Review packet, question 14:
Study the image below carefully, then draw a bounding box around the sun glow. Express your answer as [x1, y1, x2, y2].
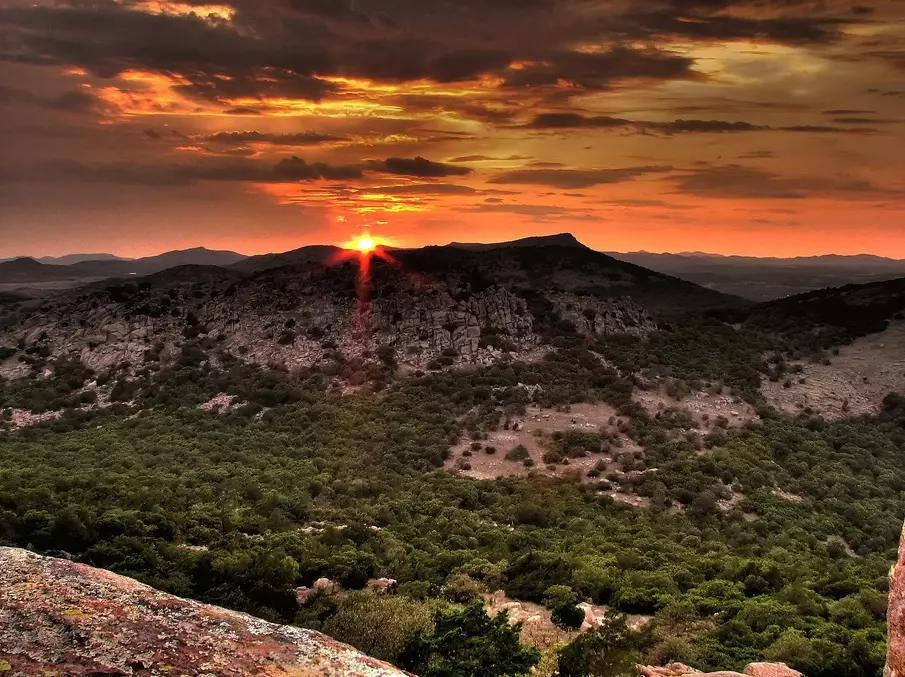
[355, 236, 377, 253]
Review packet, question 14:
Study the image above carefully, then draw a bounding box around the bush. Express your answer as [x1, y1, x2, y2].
[398, 601, 540, 677]
[556, 615, 641, 677]
[505, 444, 530, 462]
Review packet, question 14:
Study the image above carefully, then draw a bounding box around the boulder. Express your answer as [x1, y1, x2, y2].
[0, 547, 412, 676]
[638, 665, 802, 677]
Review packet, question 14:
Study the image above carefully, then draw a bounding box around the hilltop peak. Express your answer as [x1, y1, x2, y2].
[447, 232, 590, 251]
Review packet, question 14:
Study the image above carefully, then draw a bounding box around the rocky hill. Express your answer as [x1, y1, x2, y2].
[731, 276, 905, 350]
[0, 547, 411, 676]
[0, 236, 731, 380]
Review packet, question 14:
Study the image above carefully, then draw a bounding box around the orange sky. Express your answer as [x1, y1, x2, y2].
[1, 0, 904, 258]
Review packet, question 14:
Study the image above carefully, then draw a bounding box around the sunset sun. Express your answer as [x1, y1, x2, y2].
[354, 236, 377, 254]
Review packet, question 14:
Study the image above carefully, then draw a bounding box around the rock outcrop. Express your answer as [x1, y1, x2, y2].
[888, 521, 905, 677]
[639, 664, 802, 677]
[0, 547, 411, 677]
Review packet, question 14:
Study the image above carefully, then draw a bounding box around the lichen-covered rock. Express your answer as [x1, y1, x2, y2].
[888, 521, 905, 677]
[0, 547, 412, 677]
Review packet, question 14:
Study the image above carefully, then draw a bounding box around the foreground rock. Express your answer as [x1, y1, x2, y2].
[888, 521, 905, 677]
[0, 547, 411, 677]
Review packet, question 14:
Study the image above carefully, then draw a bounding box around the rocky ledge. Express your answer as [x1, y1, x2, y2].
[888, 521, 905, 677]
[0, 547, 411, 677]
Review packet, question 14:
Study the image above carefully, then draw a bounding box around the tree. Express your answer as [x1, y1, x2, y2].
[544, 585, 584, 630]
[398, 600, 540, 677]
[556, 614, 641, 677]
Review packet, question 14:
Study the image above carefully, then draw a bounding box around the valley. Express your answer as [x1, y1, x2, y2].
[1, 235, 904, 677]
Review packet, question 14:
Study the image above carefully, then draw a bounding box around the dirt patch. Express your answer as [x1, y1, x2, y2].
[600, 491, 651, 508]
[762, 321, 905, 419]
[773, 488, 804, 502]
[483, 590, 651, 653]
[5, 409, 62, 430]
[198, 393, 245, 413]
[445, 404, 641, 482]
[634, 388, 758, 431]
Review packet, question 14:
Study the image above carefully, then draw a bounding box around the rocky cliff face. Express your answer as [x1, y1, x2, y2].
[0, 259, 656, 380]
[0, 547, 411, 677]
[888, 521, 905, 677]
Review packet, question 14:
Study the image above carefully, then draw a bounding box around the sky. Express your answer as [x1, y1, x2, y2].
[1, 0, 904, 259]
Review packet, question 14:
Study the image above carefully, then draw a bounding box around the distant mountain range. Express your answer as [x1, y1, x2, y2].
[4, 240, 905, 302]
[607, 251, 905, 301]
[0, 248, 248, 287]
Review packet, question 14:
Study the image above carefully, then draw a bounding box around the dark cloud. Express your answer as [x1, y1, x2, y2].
[0, 84, 105, 115]
[5, 156, 363, 186]
[274, 157, 364, 181]
[143, 128, 161, 140]
[622, 3, 859, 45]
[3, 0, 836, 112]
[832, 117, 899, 124]
[823, 109, 875, 115]
[528, 112, 882, 135]
[366, 184, 478, 195]
[778, 124, 880, 134]
[448, 154, 533, 162]
[488, 165, 671, 189]
[199, 131, 347, 146]
[528, 113, 632, 129]
[367, 156, 472, 177]
[501, 47, 694, 90]
[738, 150, 776, 159]
[669, 164, 895, 200]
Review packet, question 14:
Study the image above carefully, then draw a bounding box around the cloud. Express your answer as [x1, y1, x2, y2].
[367, 156, 472, 178]
[0, 85, 106, 115]
[502, 47, 694, 90]
[832, 117, 899, 125]
[6, 156, 363, 186]
[527, 113, 879, 135]
[199, 131, 347, 146]
[460, 203, 574, 216]
[488, 165, 671, 189]
[737, 150, 776, 159]
[365, 184, 478, 196]
[449, 154, 533, 162]
[669, 164, 896, 200]
[823, 109, 875, 115]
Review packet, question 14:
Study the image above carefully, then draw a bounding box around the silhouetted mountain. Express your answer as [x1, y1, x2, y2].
[608, 251, 905, 301]
[230, 245, 341, 273]
[0, 258, 80, 282]
[0, 248, 247, 285]
[38, 254, 129, 266]
[447, 233, 588, 251]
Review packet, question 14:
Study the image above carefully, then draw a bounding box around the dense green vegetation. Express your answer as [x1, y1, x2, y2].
[1, 341, 902, 676]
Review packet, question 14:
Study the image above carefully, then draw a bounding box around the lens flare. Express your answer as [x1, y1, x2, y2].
[355, 236, 377, 253]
